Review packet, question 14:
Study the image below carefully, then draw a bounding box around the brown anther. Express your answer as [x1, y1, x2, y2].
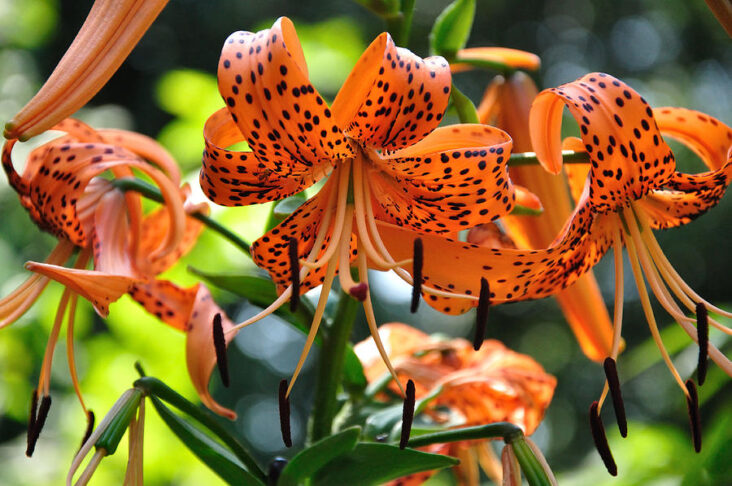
[399, 379, 416, 450]
[26, 389, 38, 455]
[685, 379, 702, 453]
[473, 278, 491, 351]
[603, 357, 627, 437]
[26, 394, 52, 457]
[349, 282, 369, 301]
[589, 401, 617, 476]
[288, 237, 300, 312]
[278, 379, 292, 448]
[213, 313, 230, 387]
[80, 410, 96, 450]
[695, 303, 708, 386]
[410, 238, 423, 313]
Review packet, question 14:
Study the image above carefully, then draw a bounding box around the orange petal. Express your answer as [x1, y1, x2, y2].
[91, 190, 138, 277]
[530, 73, 676, 213]
[25, 262, 137, 317]
[217, 17, 351, 182]
[98, 128, 181, 185]
[653, 107, 732, 171]
[560, 136, 591, 204]
[4, 0, 169, 141]
[372, 124, 515, 233]
[332, 33, 451, 151]
[450, 47, 541, 73]
[354, 323, 431, 382]
[200, 108, 320, 206]
[466, 223, 517, 249]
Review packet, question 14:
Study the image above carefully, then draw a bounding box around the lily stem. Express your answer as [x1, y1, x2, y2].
[385, 0, 416, 46]
[310, 289, 360, 442]
[111, 177, 251, 255]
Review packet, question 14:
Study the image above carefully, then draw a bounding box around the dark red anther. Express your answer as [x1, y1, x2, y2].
[80, 410, 95, 450]
[473, 278, 490, 351]
[589, 401, 617, 476]
[696, 303, 708, 386]
[410, 238, 423, 313]
[213, 313, 230, 387]
[26, 389, 38, 455]
[685, 379, 702, 453]
[288, 237, 300, 312]
[278, 379, 292, 448]
[399, 379, 416, 450]
[349, 282, 369, 301]
[603, 357, 627, 438]
[26, 394, 52, 457]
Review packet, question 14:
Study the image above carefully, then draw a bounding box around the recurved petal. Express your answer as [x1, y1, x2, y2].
[332, 33, 451, 151]
[450, 47, 541, 73]
[371, 124, 515, 234]
[200, 108, 322, 206]
[376, 197, 614, 313]
[217, 17, 351, 181]
[653, 107, 732, 171]
[98, 128, 181, 185]
[25, 262, 137, 317]
[91, 190, 138, 277]
[530, 73, 675, 213]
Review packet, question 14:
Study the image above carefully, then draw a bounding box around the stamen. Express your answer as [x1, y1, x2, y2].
[66, 292, 89, 414]
[278, 379, 292, 448]
[80, 410, 95, 450]
[696, 303, 708, 386]
[349, 282, 369, 302]
[399, 379, 416, 449]
[474, 278, 491, 351]
[213, 313, 230, 387]
[410, 238, 423, 313]
[288, 237, 300, 312]
[603, 358, 627, 437]
[685, 379, 702, 453]
[268, 457, 289, 485]
[589, 401, 617, 476]
[26, 389, 38, 453]
[26, 394, 51, 457]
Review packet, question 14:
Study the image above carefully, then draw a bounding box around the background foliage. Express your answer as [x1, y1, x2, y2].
[0, 0, 729, 484]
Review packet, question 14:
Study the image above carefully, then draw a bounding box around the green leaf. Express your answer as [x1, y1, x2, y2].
[362, 386, 443, 440]
[278, 427, 361, 486]
[450, 82, 480, 124]
[314, 443, 458, 485]
[150, 396, 265, 486]
[429, 0, 476, 58]
[343, 344, 368, 391]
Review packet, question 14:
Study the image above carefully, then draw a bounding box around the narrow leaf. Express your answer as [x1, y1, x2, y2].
[278, 427, 361, 486]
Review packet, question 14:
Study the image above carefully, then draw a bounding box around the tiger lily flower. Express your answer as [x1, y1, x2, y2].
[525, 73, 732, 400]
[200, 17, 523, 394]
[449, 47, 541, 74]
[474, 72, 615, 363]
[3, 0, 169, 141]
[355, 323, 556, 486]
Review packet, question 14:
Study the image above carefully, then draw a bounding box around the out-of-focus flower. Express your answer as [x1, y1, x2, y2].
[355, 323, 556, 485]
[528, 72, 732, 399]
[4, 0, 170, 141]
[200, 17, 523, 394]
[473, 72, 615, 363]
[449, 47, 541, 73]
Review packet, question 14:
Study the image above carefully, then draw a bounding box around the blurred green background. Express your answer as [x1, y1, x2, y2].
[0, 0, 729, 484]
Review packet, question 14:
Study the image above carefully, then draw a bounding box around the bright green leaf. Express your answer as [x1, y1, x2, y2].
[278, 427, 361, 486]
[429, 0, 476, 58]
[313, 443, 458, 485]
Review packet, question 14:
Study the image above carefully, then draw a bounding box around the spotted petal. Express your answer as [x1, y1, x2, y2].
[332, 33, 451, 151]
[530, 73, 675, 213]
[370, 124, 514, 234]
[217, 17, 351, 188]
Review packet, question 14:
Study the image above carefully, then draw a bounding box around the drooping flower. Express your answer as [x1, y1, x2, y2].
[474, 71, 615, 363]
[200, 17, 523, 393]
[1, 119, 235, 435]
[4, 0, 170, 141]
[355, 323, 556, 485]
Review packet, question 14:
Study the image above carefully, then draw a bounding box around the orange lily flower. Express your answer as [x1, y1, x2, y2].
[525, 73, 732, 406]
[1, 119, 234, 428]
[474, 72, 615, 363]
[355, 323, 556, 485]
[449, 47, 541, 74]
[200, 18, 523, 394]
[4, 0, 169, 141]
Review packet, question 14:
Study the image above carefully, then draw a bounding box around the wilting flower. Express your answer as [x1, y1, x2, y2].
[355, 323, 556, 485]
[4, 0, 169, 141]
[1, 119, 234, 435]
[525, 73, 732, 403]
[474, 71, 615, 363]
[200, 17, 523, 393]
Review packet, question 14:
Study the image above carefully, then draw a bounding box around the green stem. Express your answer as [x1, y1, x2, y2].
[508, 150, 590, 166]
[450, 83, 480, 124]
[310, 290, 360, 442]
[110, 177, 251, 255]
[405, 422, 524, 448]
[385, 0, 416, 46]
[133, 376, 266, 482]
